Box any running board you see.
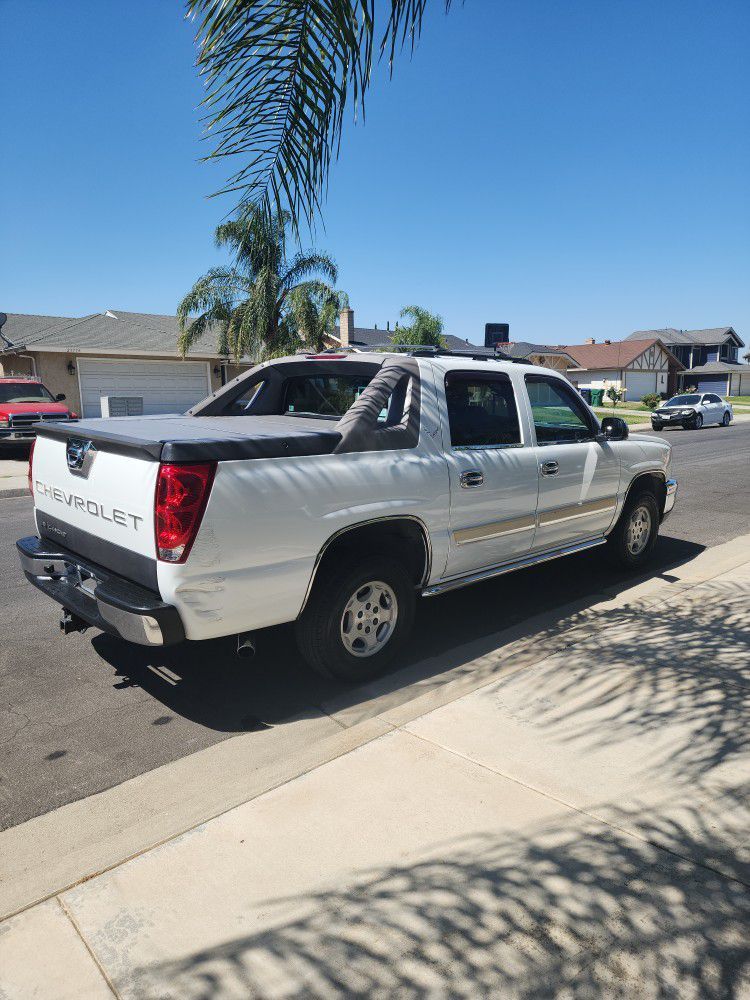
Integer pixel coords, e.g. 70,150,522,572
422,537,607,598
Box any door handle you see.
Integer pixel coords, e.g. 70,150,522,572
540,460,559,476
460,470,484,489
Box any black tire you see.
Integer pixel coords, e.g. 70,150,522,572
295,554,416,681
651,422,663,432
722,411,731,426
605,490,660,569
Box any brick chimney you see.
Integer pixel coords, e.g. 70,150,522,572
339,307,354,349
585,337,596,345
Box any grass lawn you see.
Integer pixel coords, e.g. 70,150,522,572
595,400,652,412
729,395,750,405
592,408,651,426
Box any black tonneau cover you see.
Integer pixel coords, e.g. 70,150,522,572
35,414,342,463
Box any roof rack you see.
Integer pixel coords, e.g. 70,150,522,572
367,344,526,364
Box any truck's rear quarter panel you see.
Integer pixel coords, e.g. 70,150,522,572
159,445,451,640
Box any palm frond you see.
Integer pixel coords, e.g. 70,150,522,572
188,0,454,230
282,251,338,289
177,266,249,355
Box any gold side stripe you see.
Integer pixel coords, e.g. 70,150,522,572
454,496,618,544
454,514,536,545
538,496,617,526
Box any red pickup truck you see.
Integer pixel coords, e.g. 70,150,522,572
0,377,77,447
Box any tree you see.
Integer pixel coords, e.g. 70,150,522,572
177,206,339,361
605,384,626,408
288,286,350,353
393,305,446,348
187,0,455,230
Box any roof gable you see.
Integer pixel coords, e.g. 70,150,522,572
627,327,744,348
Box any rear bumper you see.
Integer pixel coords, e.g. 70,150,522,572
662,478,678,519
16,535,185,646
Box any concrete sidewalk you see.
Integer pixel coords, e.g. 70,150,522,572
1,537,749,997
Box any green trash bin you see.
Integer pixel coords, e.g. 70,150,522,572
591,388,604,407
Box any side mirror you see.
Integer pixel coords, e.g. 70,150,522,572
55,393,66,402
601,416,628,441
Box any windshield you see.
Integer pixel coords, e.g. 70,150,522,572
666,394,700,406
0,382,56,404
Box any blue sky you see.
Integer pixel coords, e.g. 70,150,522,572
2,0,748,347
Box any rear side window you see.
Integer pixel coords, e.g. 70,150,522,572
283,374,372,418
525,375,596,444
445,372,521,448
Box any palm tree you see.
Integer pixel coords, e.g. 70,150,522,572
187,1,455,231
394,305,446,348
288,287,350,354
177,206,339,361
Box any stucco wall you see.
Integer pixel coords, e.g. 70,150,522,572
0,356,35,378
15,352,246,416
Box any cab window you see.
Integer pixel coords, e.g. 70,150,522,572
525,374,597,444
445,372,521,448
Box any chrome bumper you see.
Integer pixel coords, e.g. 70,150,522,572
663,478,678,519
16,536,184,646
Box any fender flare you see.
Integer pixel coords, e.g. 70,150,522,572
299,514,433,615
620,470,668,518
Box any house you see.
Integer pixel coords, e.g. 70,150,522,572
625,327,749,396
327,309,488,354
0,310,249,418
563,338,683,401
483,338,576,374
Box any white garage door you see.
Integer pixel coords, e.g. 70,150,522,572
78,360,210,418
624,371,658,402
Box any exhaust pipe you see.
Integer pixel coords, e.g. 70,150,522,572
236,632,256,659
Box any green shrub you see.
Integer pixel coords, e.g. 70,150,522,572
641,393,662,411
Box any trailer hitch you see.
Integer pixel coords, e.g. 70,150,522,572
60,609,90,635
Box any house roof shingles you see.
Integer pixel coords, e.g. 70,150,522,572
0,310,225,358
563,338,674,370
626,327,744,348
333,326,487,353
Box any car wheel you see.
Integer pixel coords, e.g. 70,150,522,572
651,422,663,431
606,491,660,569
694,413,703,429
295,554,416,681
722,411,731,426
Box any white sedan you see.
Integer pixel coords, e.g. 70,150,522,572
651,392,733,431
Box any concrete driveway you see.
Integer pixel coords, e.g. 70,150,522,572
0,443,30,496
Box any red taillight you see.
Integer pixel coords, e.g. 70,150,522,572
28,439,35,496
154,462,216,563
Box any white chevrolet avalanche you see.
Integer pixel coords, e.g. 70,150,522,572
18,350,677,680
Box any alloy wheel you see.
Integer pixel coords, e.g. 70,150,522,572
626,504,652,557
340,581,398,658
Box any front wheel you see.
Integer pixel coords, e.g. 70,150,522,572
295,555,416,681
722,411,731,426
694,413,704,429
651,422,664,432
606,492,660,569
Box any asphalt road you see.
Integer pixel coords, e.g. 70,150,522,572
1,421,748,831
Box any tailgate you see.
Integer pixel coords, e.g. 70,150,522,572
32,433,159,590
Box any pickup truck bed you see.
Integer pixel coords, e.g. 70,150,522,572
36,414,343,461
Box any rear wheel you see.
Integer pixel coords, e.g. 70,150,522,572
606,491,659,569
722,410,731,426
296,555,415,681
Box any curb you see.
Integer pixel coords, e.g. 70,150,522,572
0,487,28,499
